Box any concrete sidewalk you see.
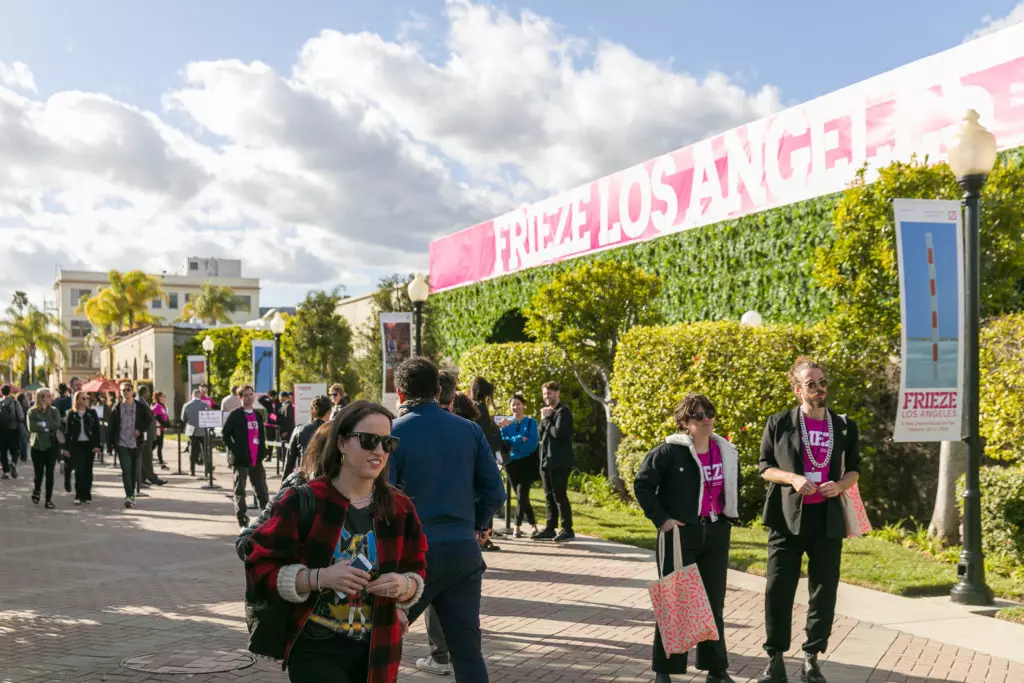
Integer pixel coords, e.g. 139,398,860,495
0,448,1021,682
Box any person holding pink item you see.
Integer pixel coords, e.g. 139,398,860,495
634,393,740,683
222,385,270,530
756,357,861,683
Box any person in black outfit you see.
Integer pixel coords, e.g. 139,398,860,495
223,385,270,528
107,381,154,508
634,394,740,683
0,384,25,480
469,376,504,549
63,391,102,504
534,381,574,542
757,358,861,683
283,395,331,478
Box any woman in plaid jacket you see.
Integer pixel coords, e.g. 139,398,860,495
246,401,428,683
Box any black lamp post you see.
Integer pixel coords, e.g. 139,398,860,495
199,334,220,490
270,312,286,396
407,273,430,357
946,109,997,606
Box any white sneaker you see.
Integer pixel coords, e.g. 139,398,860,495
415,657,452,676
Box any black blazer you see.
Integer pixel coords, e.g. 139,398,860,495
223,408,267,468
539,402,574,470
759,407,861,538
106,399,154,449
64,409,102,450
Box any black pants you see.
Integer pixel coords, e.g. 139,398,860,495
287,634,370,683
62,449,74,492
540,466,572,532
155,433,165,464
189,436,205,473
764,503,843,655
506,455,538,526
233,462,270,524
118,446,140,499
31,448,57,502
69,442,95,501
408,540,489,682
653,520,731,675
0,429,20,473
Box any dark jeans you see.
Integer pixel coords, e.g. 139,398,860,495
140,439,157,483
764,502,843,655
540,466,572,532
408,540,489,682
233,462,270,524
62,449,74,492
189,436,205,472
31,448,57,502
0,429,20,473
117,446,140,498
287,634,370,683
506,455,538,527
69,442,94,502
653,520,731,675
155,433,165,464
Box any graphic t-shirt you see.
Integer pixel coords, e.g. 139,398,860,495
244,410,260,466
306,505,377,641
696,440,725,518
802,416,831,505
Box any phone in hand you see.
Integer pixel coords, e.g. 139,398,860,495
349,553,372,573
493,415,510,425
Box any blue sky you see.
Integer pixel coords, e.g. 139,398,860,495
900,221,960,340
0,0,1020,307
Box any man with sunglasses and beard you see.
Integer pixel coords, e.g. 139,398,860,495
756,358,861,683
222,385,271,530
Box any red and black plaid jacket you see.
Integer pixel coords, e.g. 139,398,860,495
246,477,428,682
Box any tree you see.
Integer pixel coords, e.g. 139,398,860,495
524,260,662,490
179,282,238,324
354,274,441,400
816,154,1024,542
0,294,68,387
177,326,250,398
77,288,124,375
103,270,167,330
284,288,358,393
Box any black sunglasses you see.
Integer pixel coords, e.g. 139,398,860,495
690,409,716,421
803,379,829,391
329,392,340,397
347,432,400,454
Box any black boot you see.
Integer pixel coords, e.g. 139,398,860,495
757,653,788,683
653,674,672,683
801,653,826,683
706,670,735,683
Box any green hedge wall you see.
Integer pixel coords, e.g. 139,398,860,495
980,314,1024,463
432,194,838,361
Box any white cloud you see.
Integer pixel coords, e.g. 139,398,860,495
965,2,1024,41
0,1,782,311
0,61,37,92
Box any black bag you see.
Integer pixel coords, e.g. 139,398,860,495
0,399,17,431
243,484,315,660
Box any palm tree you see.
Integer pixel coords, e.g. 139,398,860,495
104,270,167,330
0,296,67,387
77,288,122,376
179,282,238,325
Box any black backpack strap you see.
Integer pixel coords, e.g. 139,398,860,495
295,484,316,541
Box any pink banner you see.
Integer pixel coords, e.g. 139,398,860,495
430,24,1024,292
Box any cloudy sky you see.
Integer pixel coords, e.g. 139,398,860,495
1,0,1021,309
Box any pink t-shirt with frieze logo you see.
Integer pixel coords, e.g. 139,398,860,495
244,410,260,466
697,440,725,517
802,416,831,505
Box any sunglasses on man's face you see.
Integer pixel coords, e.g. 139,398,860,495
348,432,400,454
330,392,340,397
803,379,829,391
690,409,716,422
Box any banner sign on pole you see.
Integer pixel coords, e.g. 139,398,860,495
293,383,327,424
251,339,276,395
379,312,413,414
429,23,1024,292
187,355,207,396
894,198,966,442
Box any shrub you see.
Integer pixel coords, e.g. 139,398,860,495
958,465,1024,567
457,342,595,443
980,314,1024,463
615,435,650,493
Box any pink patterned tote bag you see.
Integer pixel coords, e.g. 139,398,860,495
647,526,719,655
841,446,872,537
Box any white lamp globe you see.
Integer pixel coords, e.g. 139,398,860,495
269,311,287,336
407,273,430,303
201,335,215,353
740,310,763,327
947,109,997,179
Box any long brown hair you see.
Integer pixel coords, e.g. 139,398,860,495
322,400,399,518
299,423,331,480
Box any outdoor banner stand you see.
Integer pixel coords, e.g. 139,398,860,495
198,410,222,490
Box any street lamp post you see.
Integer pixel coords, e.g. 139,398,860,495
269,312,287,477
946,109,997,606
200,335,219,490
407,273,430,357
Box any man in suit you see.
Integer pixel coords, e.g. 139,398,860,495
222,385,269,529
534,381,574,542
180,390,209,476
757,358,861,683
135,385,166,489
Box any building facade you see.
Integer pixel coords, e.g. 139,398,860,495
53,257,260,383
101,325,200,418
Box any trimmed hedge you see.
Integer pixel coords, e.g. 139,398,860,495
980,314,1024,463
432,195,838,361
457,342,597,444
959,466,1024,567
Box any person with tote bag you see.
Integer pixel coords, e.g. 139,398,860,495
634,393,741,683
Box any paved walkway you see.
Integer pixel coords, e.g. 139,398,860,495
0,448,1022,683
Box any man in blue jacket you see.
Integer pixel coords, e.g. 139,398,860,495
390,357,505,683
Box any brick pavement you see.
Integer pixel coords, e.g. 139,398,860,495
0,450,1021,683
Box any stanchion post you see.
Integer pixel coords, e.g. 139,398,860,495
175,424,184,475
504,466,513,534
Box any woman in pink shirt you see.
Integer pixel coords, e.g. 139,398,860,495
152,392,170,470
633,394,741,683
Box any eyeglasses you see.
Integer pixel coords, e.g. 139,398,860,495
803,379,829,391
347,432,400,454
689,409,716,422
329,392,340,397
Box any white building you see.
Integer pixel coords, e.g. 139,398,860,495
53,257,260,382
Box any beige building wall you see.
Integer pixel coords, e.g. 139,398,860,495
336,292,378,358
102,326,199,417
